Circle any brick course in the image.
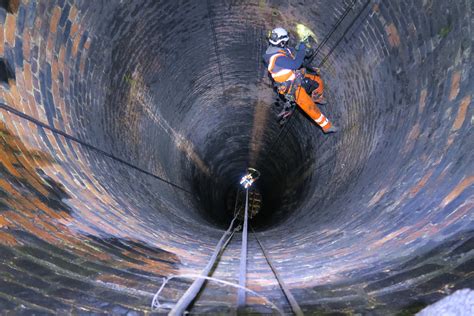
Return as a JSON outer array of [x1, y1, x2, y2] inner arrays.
[[0, 0, 472, 314]]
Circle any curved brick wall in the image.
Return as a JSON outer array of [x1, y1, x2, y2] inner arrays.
[[0, 0, 472, 314]]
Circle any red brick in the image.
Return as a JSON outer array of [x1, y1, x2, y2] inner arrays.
[[47, 34, 54, 59], [72, 33, 81, 56], [448, 71, 461, 101], [84, 38, 91, 50], [23, 31, 31, 61], [441, 176, 474, 207], [52, 81, 59, 104], [70, 23, 79, 37], [2, 90, 14, 109], [59, 46, 66, 70], [418, 89, 427, 114], [52, 59, 59, 82], [452, 95, 471, 131], [5, 14, 16, 46], [0, 231, 18, 246], [69, 6, 78, 21], [23, 63, 33, 92], [50, 6, 61, 33], [9, 82, 21, 107], [385, 23, 400, 48], [27, 93, 39, 119], [0, 23, 4, 55]]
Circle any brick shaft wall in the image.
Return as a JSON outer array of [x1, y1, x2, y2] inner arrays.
[[0, 0, 472, 314]]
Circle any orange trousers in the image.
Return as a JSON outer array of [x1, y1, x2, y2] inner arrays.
[[292, 72, 333, 132]]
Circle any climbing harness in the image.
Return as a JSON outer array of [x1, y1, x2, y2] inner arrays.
[[265, 0, 371, 157]]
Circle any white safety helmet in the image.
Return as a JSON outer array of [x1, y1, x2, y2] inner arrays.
[[269, 27, 289, 46]]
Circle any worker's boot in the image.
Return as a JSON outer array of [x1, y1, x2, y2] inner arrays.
[[324, 125, 338, 133], [312, 92, 327, 105], [311, 67, 321, 75]]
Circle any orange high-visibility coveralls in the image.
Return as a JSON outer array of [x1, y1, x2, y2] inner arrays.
[[268, 51, 333, 132], [292, 71, 333, 132]]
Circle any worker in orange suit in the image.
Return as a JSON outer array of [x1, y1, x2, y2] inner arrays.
[[263, 27, 338, 133]]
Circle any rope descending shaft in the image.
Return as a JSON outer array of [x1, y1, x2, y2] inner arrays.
[[252, 227, 303, 316], [0, 102, 191, 194], [169, 215, 238, 315], [237, 189, 249, 307]]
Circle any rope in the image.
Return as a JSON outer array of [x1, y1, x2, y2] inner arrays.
[[168, 213, 239, 315], [0, 102, 192, 194], [0, 102, 190, 192], [265, 0, 365, 157], [251, 226, 303, 316], [308, 0, 358, 62], [237, 188, 249, 307], [318, 0, 372, 67], [233, 186, 241, 217], [206, 0, 225, 90], [151, 274, 284, 315], [265, 101, 296, 157], [264, 1, 358, 157]]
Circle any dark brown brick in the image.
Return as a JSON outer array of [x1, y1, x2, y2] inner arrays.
[[7, 0, 20, 14]]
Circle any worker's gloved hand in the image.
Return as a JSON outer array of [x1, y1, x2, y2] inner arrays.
[[301, 35, 315, 45]]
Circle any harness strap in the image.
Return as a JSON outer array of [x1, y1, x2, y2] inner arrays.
[[268, 50, 296, 83], [268, 53, 285, 72]]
